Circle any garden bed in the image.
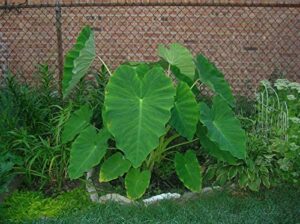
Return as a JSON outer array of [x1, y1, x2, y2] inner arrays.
[[1, 26, 299, 223]]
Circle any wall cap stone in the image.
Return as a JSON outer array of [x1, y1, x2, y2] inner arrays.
[[1, 0, 300, 8]]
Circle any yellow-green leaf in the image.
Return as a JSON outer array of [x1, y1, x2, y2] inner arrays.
[[99, 152, 131, 182], [125, 168, 151, 200], [175, 150, 202, 192]]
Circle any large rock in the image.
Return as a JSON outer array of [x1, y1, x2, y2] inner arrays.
[[143, 193, 181, 205]]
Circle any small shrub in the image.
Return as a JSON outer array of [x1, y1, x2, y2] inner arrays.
[[0, 62, 109, 192], [204, 79, 300, 191]]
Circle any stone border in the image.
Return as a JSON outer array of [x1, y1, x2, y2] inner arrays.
[[85, 169, 225, 205]]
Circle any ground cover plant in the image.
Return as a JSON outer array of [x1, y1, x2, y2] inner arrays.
[[0, 188, 91, 223]]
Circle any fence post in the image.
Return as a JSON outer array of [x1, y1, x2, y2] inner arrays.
[[55, 1, 63, 97]]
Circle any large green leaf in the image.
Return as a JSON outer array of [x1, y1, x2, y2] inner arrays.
[[175, 150, 202, 192], [195, 54, 235, 107], [68, 126, 110, 179], [99, 152, 131, 182], [158, 43, 195, 81], [104, 65, 175, 167], [125, 168, 151, 200], [62, 26, 96, 98], [62, 105, 92, 144], [199, 96, 246, 159], [198, 124, 237, 165], [170, 82, 199, 140]]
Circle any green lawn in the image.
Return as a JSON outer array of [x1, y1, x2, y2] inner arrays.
[[30, 187, 300, 224]]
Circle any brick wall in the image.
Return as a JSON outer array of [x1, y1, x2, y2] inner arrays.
[[0, 7, 58, 82], [0, 32, 8, 74], [0, 1, 299, 94]]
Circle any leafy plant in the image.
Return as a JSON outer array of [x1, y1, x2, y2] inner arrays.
[[0, 58, 110, 192], [0, 66, 66, 191], [8, 126, 69, 190], [61, 26, 246, 199], [204, 79, 300, 191], [105, 65, 175, 167], [204, 132, 273, 191]]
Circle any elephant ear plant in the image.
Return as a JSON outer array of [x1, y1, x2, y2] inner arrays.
[[62, 26, 246, 200]]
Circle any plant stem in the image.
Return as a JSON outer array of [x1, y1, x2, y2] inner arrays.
[[190, 79, 200, 89], [97, 56, 113, 76], [165, 138, 199, 151], [161, 133, 180, 152], [108, 147, 118, 150], [167, 64, 171, 77]]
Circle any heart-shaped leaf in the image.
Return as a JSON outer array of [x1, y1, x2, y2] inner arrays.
[[104, 65, 175, 167], [175, 150, 202, 192], [99, 152, 131, 182], [62, 26, 96, 98], [170, 82, 199, 140], [158, 43, 195, 81], [68, 126, 110, 179], [62, 105, 92, 144], [199, 95, 246, 159], [195, 54, 235, 107], [125, 168, 151, 200]]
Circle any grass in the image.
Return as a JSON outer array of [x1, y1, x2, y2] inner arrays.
[[5, 186, 297, 224]]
